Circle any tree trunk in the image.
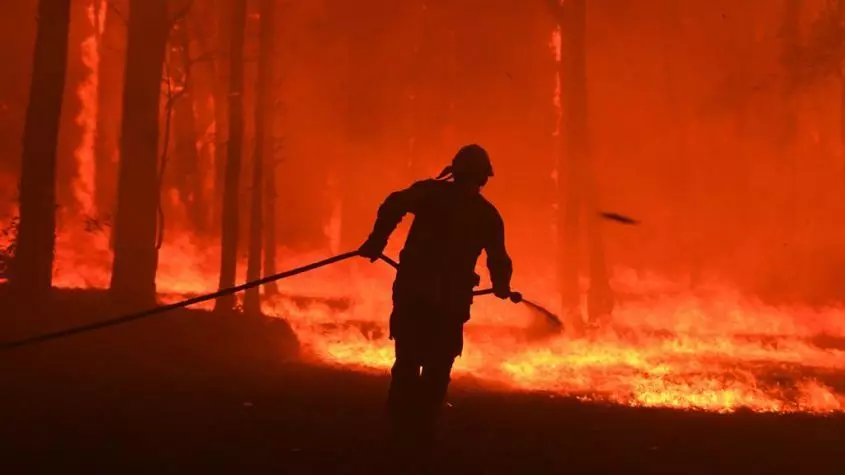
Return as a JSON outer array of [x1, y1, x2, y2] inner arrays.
[[94, 0, 123, 222], [211, 0, 231, 232], [557, 0, 588, 334], [11, 0, 72, 298], [245, 0, 275, 314], [215, 0, 247, 313], [261, 0, 279, 299], [172, 91, 205, 232], [170, 17, 206, 234], [109, 0, 169, 308], [584, 160, 614, 326], [263, 166, 278, 298], [187, 0, 221, 235]]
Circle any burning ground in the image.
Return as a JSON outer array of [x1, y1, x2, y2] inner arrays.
[[5, 221, 844, 415], [1, 277, 843, 474]]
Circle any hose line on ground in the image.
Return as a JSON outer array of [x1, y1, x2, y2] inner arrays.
[[0, 251, 559, 352], [0, 251, 362, 351]]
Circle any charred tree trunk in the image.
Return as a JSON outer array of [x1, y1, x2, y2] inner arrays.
[[211, 0, 232, 231], [215, 0, 247, 313], [584, 161, 613, 326], [170, 17, 206, 234], [172, 93, 205, 232], [551, 0, 613, 329], [244, 0, 275, 314], [555, 0, 588, 334], [94, 1, 123, 222], [11, 0, 72, 297], [187, 0, 221, 234], [261, 0, 279, 299], [263, 163, 278, 298], [109, 0, 169, 308]]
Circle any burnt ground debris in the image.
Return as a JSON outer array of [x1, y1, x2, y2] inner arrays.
[[0, 287, 843, 475]]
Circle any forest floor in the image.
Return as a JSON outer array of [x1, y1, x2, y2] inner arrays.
[[0, 286, 843, 475]]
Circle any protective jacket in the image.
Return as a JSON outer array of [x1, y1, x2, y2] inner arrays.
[[364, 179, 513, 352]]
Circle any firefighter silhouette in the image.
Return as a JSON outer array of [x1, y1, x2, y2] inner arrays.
[[358, 144, 513, 469]]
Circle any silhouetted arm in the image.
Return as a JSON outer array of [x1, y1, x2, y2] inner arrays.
[[359, 181, 429, 259], [485, 209, 513, 297]]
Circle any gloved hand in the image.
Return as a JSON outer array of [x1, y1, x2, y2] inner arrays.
[[493, 286, 512, 300], [358, 236, 387, 262]]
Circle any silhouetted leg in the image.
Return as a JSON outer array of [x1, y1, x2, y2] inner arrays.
[[417, 355, 455, 466], [387, 340, 422, 469]]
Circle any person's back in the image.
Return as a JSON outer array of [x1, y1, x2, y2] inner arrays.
[[390, 178, 509, 320], [358, 144, 513, 472]]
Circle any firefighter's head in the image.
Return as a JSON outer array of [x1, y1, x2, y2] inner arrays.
[[437, 144, 494, 188]]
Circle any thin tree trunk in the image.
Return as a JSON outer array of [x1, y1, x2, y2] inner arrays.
[[211, 0, 231, 231], [187, 0, 220, 234], [557, 0, 588, 334], [173, 92, 205, 231], [170, 17, 206, 234], [245, 0, 275, 314], [215, 0, 247, 313], [109, 0, 169, 308], [94, 0, 123, 222], [584, 160, 614, 326], [263, 166, 278, 297], [261, 0, 279, 299], [11, 0, 72, 297]]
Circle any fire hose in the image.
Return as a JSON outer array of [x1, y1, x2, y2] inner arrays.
[[0, 251, 559, 352]]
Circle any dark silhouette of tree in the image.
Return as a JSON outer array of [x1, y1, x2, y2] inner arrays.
[[186, 0, 222, 235], [547, 0, 614, 332], [261, 0, 280, 300], [10, 0, 72, 298], [109, 0, 170, 308], [549, 0, 586, 334], [168, 14, 208, 235], [215, 0, 247, 313], [211, 0, 232, 232], [245, 0, 276, 314], [94, 1, 124, 221]]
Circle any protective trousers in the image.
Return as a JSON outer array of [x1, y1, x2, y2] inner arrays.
[[387, 336, 455, 469]]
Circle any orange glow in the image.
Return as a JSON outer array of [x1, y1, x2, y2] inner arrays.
[[9, 212, 837, 414], [266, 261, 845, 414], [72, 0, 106, 217]]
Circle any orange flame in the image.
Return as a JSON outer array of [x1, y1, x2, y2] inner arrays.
[[1, 203, 843, 415], [72, 0, 106, 217]]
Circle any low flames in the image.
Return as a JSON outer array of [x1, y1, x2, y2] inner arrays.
[[3, 215, 842, 415]]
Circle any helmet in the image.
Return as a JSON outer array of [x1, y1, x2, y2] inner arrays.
[[437, 144, 493, 185]]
